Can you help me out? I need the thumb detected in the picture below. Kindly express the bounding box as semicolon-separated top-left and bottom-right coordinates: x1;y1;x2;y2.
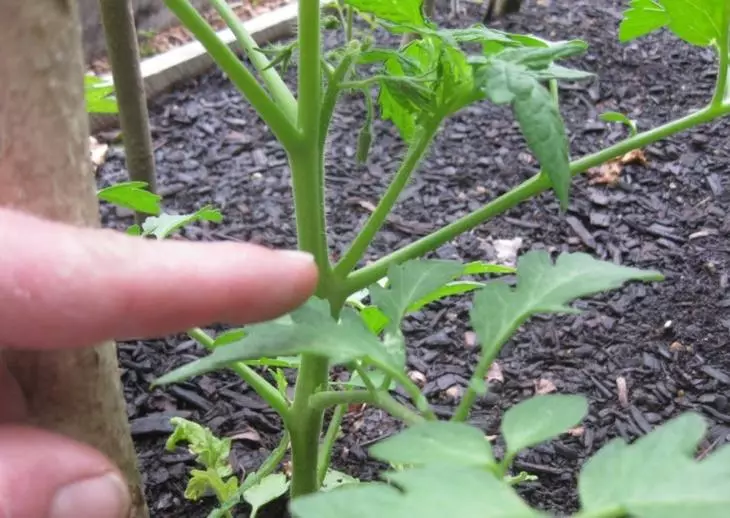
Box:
0;427;130;518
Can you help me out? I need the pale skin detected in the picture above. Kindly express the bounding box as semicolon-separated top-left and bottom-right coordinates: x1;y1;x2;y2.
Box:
0;208;319;518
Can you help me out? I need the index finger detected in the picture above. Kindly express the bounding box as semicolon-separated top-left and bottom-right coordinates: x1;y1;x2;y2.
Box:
0;209;319;350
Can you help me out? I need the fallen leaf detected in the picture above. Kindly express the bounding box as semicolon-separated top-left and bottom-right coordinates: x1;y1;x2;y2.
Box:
492;237;524;267
616;376;629;408
534;378;557;395
588;149;648;186
588;160;622;186
620;148;648;165
486;362;504;383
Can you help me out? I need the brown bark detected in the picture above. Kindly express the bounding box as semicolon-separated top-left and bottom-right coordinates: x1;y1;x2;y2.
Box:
99;0;157;224
0;1;148;517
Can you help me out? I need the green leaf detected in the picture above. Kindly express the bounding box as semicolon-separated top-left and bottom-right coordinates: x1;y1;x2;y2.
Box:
213;328;247;347
291;465;545;518
475;59;571;209
496;39;588;70
600;111;638;135
407;281;485;312
501;395;588;457
84;75;118;114
469;251;663;362
154;298;397;386
243;473;289;518
462;261;515;276
322;469;359;491
533;64;595;82
578;412;730;517
369;259;463;365
368;259;464;325
369;421;495;468
166;418;233;475
600;110;633;125
166;417;238;503
378;39;439;140
619;0;727;47
335;369;396;391
97;181;162;215
618;0;670;41
141;206;222;239
343;0;426;28
357;306;390;335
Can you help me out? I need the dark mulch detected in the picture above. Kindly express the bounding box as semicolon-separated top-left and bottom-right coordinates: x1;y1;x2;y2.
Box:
96;0;730;516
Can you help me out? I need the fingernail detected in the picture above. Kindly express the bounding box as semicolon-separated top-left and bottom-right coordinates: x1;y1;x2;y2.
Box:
51;473;130;518
280;250;315;264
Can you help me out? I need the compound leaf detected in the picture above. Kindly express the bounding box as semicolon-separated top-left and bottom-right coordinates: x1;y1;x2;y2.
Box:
344;0;426;28
155;298;396;385
578;412;730;517
291;465;545;518
369;259;464;325
619;0;727;47
501;395;588;457
470;251;663;361
97;181;161;215
369;421;495;468
475;59;571;209
244;474;289;518
141;206;222;239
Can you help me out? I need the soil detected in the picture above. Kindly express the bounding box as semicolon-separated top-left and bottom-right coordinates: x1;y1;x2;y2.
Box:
87;0;293;74
95;0;730;516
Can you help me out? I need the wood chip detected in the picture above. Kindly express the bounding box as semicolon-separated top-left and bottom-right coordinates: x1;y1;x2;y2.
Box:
534;378;557;395
408;370;427;388
486;362;504;383
229;427;262;445
616;376;629;408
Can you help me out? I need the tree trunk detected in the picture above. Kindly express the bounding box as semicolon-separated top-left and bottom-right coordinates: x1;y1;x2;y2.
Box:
0;1;149;517
99;0;158;224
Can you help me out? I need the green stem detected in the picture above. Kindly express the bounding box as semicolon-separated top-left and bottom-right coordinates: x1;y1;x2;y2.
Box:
208;0;298;122
309;389;425;425
317;404;346;486
335;120;441;278
226;430;291;510
298;0;322;137
549;79;559;107
451;344;505;422
187;328;291;423
344;102;730;294
319;51;357;154
164;0;300;149
345;6;354;42
289;355;329;497
373;361;437;420
287;0;334;500
711;11;729;107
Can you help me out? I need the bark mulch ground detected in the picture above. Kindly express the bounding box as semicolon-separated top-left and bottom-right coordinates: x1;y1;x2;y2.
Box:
95;0;730;516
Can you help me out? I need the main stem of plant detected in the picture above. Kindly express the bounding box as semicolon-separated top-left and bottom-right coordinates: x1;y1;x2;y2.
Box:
288;0;336;499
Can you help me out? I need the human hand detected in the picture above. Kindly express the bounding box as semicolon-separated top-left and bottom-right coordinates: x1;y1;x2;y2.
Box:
0;208;318;518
